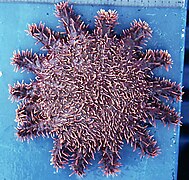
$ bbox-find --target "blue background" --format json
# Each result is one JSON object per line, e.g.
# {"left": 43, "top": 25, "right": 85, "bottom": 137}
{"left": 0, "top": 2, "right": 186, "bottom": 180}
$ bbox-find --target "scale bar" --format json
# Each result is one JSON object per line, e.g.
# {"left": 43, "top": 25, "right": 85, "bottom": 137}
{"left": 0, "top": 0, "right": 186, "bottom": 8}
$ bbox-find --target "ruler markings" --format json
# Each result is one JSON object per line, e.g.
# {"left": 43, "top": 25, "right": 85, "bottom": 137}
{"left": 0, "top": 0, "right": 186, "bottom": 8}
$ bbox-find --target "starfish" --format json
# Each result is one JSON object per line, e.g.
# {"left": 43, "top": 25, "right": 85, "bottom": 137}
{"left": 9, "top": 1, "right": 182, "bottom": 177}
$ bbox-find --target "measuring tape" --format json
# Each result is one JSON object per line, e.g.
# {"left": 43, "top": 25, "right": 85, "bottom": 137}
{"left": 0, "top": 0, "right": 186, "bottom": 8}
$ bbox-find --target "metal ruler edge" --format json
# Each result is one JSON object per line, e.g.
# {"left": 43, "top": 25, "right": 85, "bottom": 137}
{"left": 0, "top": 0, "right": 186, "bottom": 8}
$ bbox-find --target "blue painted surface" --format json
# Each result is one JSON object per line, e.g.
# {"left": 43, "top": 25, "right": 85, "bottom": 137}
{"left": 0, "top": 2, "right": 186, "bottom": 180}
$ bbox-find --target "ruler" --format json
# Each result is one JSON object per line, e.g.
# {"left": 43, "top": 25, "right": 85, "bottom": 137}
{"left": 0, "top": 0, "right": 186, "bottom": 8}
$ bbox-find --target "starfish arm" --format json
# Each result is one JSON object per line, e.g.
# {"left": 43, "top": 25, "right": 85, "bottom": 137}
{"left": 98, "top": 145, "right": 122, "bottom": 176}
{"left": 70, "top": 147, "right": 95, "bottom": 176}
{"left": 50, "top": 138, "right": 70, "bottom": 171}
{"left": 26, "top": 23, "right": 64, "bottom": 50}
{"left": 142, "top": 49, "right": 172, "bottom": 71}
{"left": 94, "top": 9, "right": 118, "bottom": 37}
{"left": 144, "top": 98, "right": 182, "bottom": 126}
{"left": 9, "top": 81, "right": 38, "bottom": 101}
{"left": 11, "top": 50, "right": 45, "bottom": 73}
{"left": 68, "top": 127, "right": 97, "bottom": 176}
{"left": 147, "top": 77, "right": 183, "bottom": 102}
{"left": 133, "top": 125, "right": 159, "bottom": 157}
{"left": 16, "top": 101, "right": 49, "bottom": 141}
{"left": 123, "top": 122, "right": 159, "bottom": 157}
{"left": 51, "top": 123, "right": 98, "bottom": 176}
{"left": 122, "top": 19, "right": 152, "bottom": 49}
{"left": 55, "top": 2, "right": 88, "bottom": 37}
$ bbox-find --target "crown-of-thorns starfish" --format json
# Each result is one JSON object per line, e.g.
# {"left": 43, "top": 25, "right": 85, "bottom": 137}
{"left": 9, "top": 1, "right": 183, "bottom": 177}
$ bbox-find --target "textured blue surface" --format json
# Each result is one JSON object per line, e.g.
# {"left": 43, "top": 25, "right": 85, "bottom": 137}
{"left": 0, "top": 2, "right": 186, "bottom": 180}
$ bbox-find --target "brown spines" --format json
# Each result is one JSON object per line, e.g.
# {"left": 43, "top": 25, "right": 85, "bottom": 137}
{"left": 122, "top": 120, "right": 159, "bottom": 157}
{"left": 142, "top": 49, "right": 172, "bottom": 71}
{"left": 70, "top": 148, "right": 94, "bottom": 176}
{"left": 98, "top": 146, "right": 121, "bottom": 176}
{"left": 51, "top": 125, "right": 98, "bottom": 176}
{"left": 94, "top": 9, "right": 118, "bottom": 37}
{"left": 16, "top": 101, "right": 48, "bottom": 141}
{"left": 67, "top": 127, "right": 97, "bottom": 175}
{"left": 9, "top": 81, "right": 39, "bottom": 102}
{"left": 12, "top": 50, "right": 44, "bottom": 73}
{"left": 51, "top": 138, "right": 70, "bottom": 170}
{"left": 97, "top": 119, "right": 123, "bottom": 176}
{"left": 132, "top": 125, "right": 159, "bottom": 157}
{"left": 55, "top": 1, "right": 88, "bottom": 37}
{"left": 144, "top": 98, "right": 182, "bottom": 126}
{"left": 122, "top": 19, "right": 152, "bottom": 48}
{"left": 27, "top": 23, "right": 63, "bottom": 50}
{"left": 148, "top": 77, "right": 183, "bottom": 102}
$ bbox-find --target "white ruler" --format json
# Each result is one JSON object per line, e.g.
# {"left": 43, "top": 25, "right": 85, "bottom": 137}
{"left": 0, "top": 0, "right": 186, "bottom": 8}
